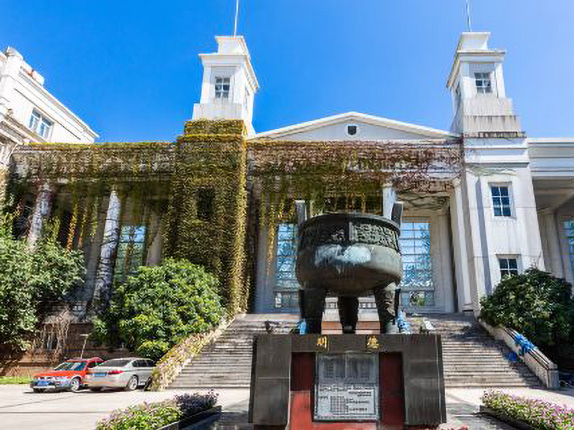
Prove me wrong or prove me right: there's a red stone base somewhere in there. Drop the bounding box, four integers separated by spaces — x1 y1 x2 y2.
285 352 405 430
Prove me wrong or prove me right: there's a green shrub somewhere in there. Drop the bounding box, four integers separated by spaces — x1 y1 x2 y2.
93 259 224 361
0 376 32 385
480 268 574 350
96 392 218 430
0 227 85 351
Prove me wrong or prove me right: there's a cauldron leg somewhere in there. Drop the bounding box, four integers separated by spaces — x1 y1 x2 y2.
300 288 327 334
338 296 359 334
374 283 399 334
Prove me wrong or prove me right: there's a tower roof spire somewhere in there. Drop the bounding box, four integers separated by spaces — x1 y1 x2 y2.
234 0 240 36
466 0 473 32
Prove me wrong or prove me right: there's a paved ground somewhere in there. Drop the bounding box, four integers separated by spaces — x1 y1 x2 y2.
1 384 573 430
0 385 247 430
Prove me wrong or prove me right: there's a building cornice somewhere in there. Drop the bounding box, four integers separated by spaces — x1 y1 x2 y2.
17 71 98 140
254 112 458 140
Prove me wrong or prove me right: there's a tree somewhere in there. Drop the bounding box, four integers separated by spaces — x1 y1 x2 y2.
93 259 224 361
0 226 85 351
480 268 574 352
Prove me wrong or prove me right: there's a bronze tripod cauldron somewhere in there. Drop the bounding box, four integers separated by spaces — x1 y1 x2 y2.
295 212 403 334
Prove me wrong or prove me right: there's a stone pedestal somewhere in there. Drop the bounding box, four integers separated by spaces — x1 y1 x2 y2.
249 334 446 429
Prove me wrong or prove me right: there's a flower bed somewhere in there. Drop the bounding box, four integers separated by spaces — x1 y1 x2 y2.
96 391 218 430
482 391 574 430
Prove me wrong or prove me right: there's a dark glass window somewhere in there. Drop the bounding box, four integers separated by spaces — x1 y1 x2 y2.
491 185 512 217
57 210 73 248
475 72 493 94
13 200 34 239
113 226 147 283
215 77 231 100
274 224 300 309
400 222 434 307
197 188 215 221
499 257 519 279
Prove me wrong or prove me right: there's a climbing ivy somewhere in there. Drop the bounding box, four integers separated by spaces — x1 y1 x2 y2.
3 120 463 316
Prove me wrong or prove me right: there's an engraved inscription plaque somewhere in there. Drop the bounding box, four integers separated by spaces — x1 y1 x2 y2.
314 353 379 421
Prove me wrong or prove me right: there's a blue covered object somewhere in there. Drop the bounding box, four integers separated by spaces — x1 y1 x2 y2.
514 333 536 356
397 310 411 334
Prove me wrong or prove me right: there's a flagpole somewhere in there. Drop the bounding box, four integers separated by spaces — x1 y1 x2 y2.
466 0 473 32
234 0 240 36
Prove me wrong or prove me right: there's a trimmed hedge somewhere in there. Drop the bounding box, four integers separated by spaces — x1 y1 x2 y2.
482 391 574 430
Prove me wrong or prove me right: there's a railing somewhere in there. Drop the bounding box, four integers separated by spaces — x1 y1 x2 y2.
150 318 231 391
480 321 559 389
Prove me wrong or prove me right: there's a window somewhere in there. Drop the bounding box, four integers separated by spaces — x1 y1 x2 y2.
215 77 231 100
564 220 574 274
28 109 53 139
113 225 147 283
400 222 434 307
197 188 215 221
499 257 519 279
57 210 74 248
100 359 130 367
491 185 512 217
12 199 34 239
274 224 300 309
475 72 493 94
55 361 86 371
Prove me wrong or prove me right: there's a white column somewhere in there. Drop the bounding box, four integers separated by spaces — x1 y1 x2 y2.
450 179 473 312
382 184 396 219
146 212 163 266
27 183 54 248
438 211 455 313
539 210 564 278
93 190 122 306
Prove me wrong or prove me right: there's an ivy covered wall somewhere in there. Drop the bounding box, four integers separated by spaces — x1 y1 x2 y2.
164 119 249 314
2 119 463 317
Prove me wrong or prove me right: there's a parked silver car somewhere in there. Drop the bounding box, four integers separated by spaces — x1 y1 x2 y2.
84 358 154 391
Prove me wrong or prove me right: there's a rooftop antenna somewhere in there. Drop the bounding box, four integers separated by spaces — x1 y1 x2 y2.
234 0 240 36
465 0 473 32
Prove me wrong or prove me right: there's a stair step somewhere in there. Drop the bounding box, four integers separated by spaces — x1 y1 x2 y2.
169 317 295 389
170 315 541 389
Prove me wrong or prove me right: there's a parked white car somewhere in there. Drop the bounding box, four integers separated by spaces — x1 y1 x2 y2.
84 358 154 391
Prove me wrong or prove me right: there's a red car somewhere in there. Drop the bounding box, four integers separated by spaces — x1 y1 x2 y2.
30 357 104 392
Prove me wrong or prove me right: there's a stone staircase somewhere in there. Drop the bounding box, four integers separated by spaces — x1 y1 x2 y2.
409 314 541 388
170 314 298 389
170 313 541 389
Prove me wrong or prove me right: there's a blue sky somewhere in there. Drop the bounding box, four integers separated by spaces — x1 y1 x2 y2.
1 1 573 141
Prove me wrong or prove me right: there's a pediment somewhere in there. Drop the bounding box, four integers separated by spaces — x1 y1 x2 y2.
254 112 457 141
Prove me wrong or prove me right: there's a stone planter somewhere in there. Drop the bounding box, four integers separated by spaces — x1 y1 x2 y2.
156 406 222 430
479 406 534 430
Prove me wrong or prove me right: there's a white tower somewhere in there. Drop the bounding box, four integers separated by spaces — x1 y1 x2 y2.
192 36 259 136
447 32 523 136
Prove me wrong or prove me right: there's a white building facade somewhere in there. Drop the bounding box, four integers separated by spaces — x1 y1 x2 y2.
0 47 97 147
232 32 574 316
6 33 574 320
